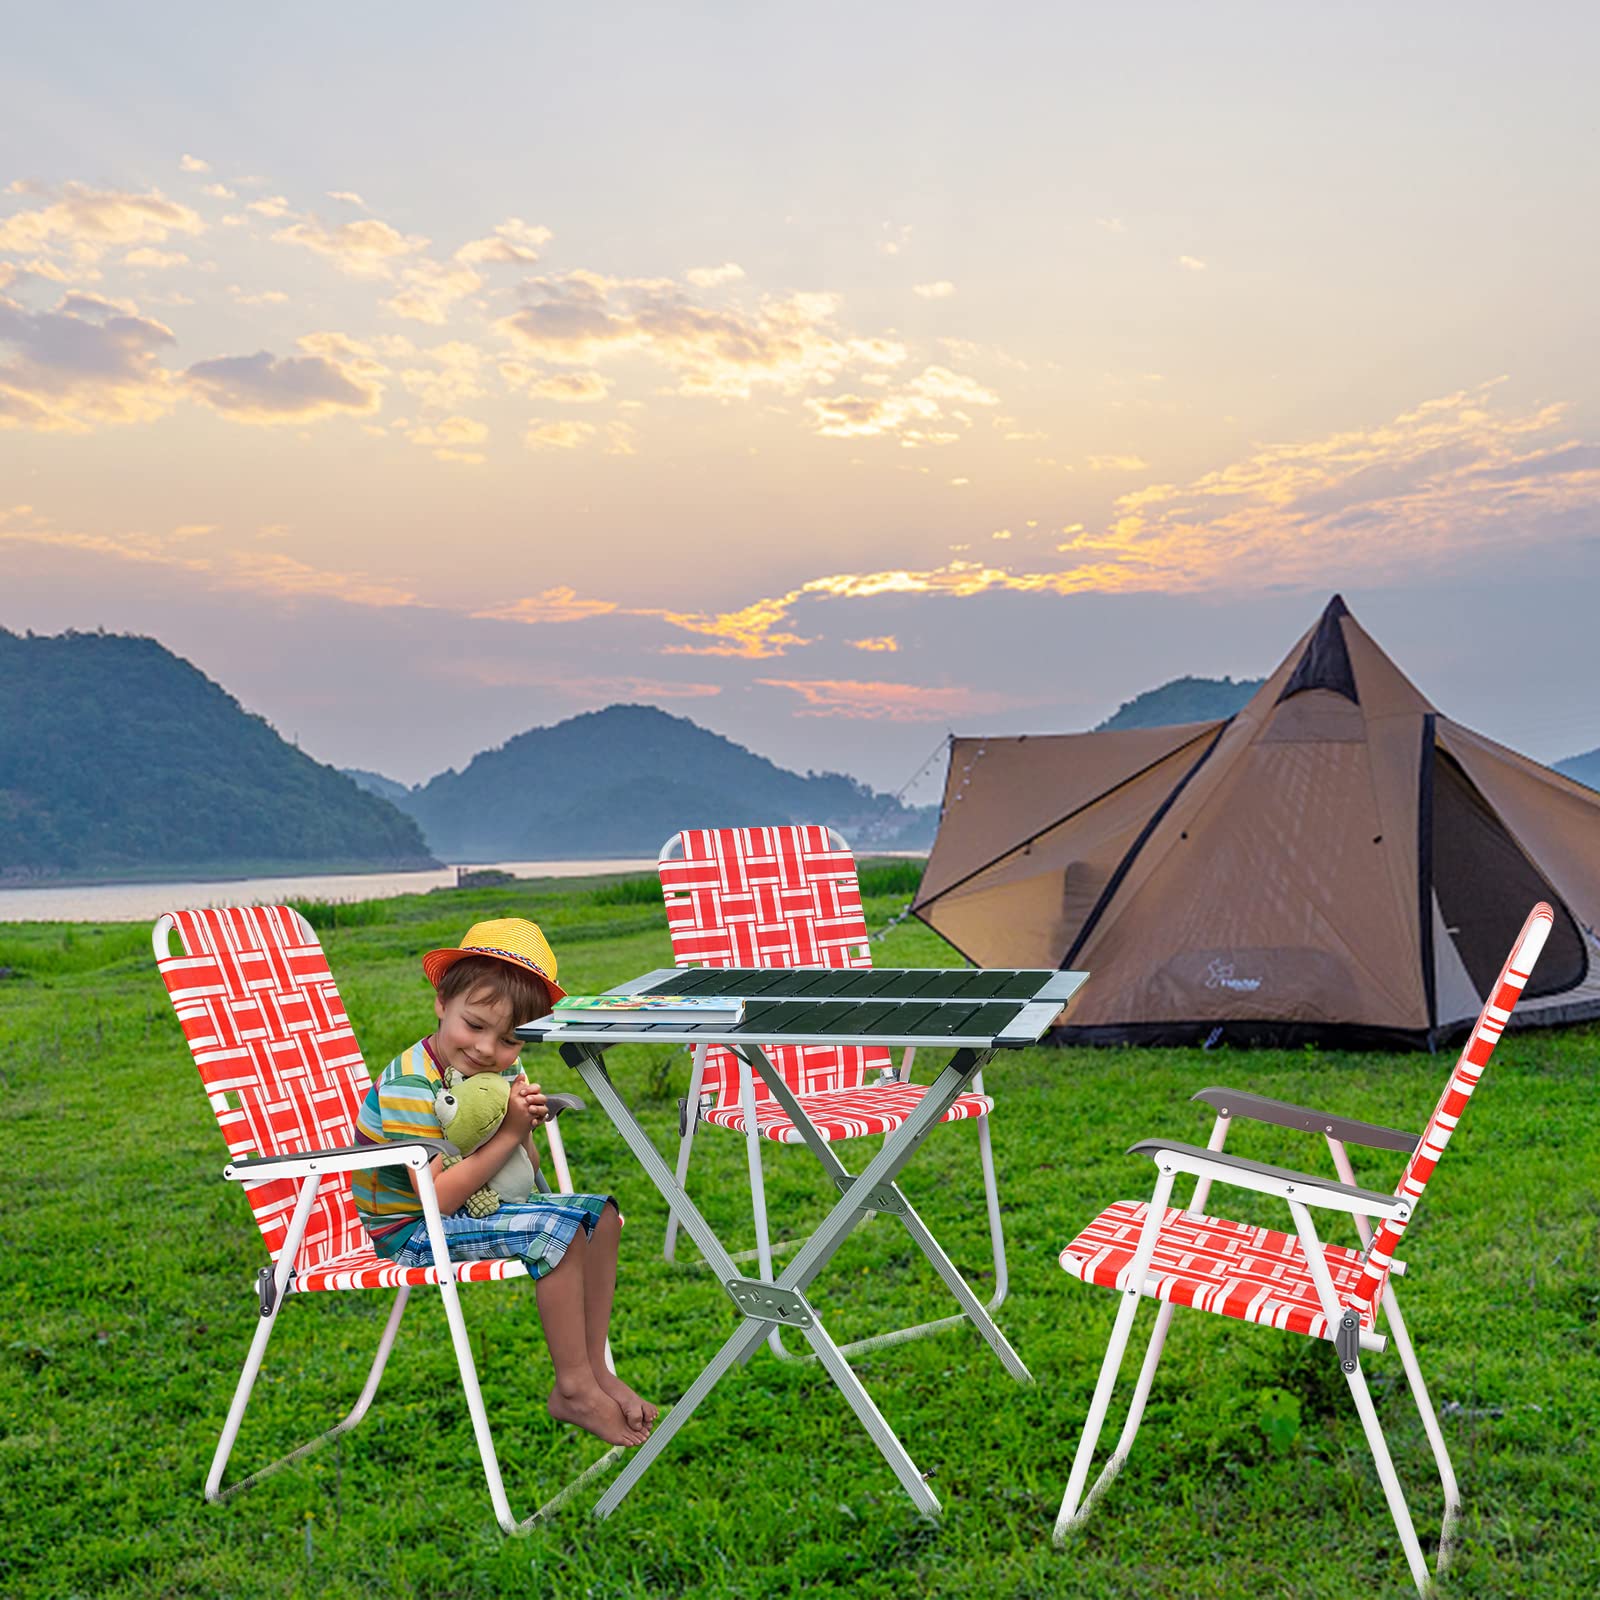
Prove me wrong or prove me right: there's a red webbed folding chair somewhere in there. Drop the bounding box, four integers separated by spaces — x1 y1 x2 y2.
657 825 1008 1358
153 904 609 1530
1053 903 1554 1595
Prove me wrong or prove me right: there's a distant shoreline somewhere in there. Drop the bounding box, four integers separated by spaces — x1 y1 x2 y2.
0 854 670 893
0 851 929 926
0 857 673 926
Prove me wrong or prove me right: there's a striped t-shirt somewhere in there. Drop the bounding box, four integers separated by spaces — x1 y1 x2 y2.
352 1038 523 1258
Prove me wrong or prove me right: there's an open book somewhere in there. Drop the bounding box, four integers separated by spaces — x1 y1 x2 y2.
553 994 747 1026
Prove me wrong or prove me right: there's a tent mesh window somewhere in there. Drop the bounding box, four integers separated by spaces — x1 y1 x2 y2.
1432 749 1586 999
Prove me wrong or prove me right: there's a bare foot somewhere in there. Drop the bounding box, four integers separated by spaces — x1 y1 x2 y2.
548 1383 648 1448
597 1370 658 1432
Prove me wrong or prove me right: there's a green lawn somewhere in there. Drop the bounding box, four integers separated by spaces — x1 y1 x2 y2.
2 871 1596 1599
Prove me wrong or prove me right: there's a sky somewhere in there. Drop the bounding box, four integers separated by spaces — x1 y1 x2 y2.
3 1 1598 800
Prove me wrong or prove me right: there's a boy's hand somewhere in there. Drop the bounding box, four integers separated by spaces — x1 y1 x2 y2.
508 1074 548 1131
501 1076 537 1140
524 1080 549 1127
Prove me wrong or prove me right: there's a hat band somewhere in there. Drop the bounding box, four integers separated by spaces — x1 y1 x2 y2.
460 944 552 981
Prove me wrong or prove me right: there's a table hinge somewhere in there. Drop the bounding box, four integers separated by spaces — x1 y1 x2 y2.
724 1278 816 1328
833 1174 907 1214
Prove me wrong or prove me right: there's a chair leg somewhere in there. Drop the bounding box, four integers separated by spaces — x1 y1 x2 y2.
208 1283 410 1502
1108 1299 1175 1466
741 1120 793 1362
1055 1290 1144 1540
719 1046 797 1362
1383 1284 1460 1574
408 1188 630 1532
975 1103 1008 1311
208 1177 361 1502
663 1044 707 1263
1343 1359 1433 1596
204 1278 289 1501
1055 1173 1176 1542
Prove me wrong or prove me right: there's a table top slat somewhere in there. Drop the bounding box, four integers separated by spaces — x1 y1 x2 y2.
522 966 1089 1049
741 998 831 1033
638 966 1060 1003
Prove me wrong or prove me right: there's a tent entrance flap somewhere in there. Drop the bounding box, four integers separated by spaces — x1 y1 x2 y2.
1433 749 1586 1001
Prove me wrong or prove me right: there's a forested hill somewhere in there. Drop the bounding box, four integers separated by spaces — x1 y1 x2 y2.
1094 675 1264 730
388 704 936 859
0 629 436 883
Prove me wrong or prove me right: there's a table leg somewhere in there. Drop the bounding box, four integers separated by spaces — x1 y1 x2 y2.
559 1043 744 1287
592 1314 770 1519
556 1040 960 1518
882 1192 1030 1382
801 1315 941 1516
741 1046 1031 1383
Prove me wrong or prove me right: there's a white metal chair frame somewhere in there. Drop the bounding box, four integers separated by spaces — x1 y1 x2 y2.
656 828 1009 1362
154 910 616 1532
1055 904 1554 1597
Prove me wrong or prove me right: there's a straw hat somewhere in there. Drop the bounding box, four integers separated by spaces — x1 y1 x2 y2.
421 917 566 1002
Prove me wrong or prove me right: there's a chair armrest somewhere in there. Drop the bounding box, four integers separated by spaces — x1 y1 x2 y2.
1192 1087 1419 1154
223 1138 455 1183
1129 1139 1411 1221
545 1093 586 1119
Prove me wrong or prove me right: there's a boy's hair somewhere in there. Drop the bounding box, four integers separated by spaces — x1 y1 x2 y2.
436 954 552 1027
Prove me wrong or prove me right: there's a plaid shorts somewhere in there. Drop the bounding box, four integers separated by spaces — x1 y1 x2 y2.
390 1195 614 1280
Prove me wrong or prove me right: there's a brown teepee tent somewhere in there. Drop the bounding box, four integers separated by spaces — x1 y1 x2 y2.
914 595 1600 1049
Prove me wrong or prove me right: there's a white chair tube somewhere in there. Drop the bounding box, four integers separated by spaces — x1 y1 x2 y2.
1104 1111 1236 1472
1055 1167 1177 1540
1290 1199 1429 1597
1325 1135 1377 1251
1343 1359 1432 1596
1382 1282 1460 1571
972 1071 1008 1307
414 1165 517 1534
205 1172 324 1500
733 1055 788 1359
542 1116 575 1195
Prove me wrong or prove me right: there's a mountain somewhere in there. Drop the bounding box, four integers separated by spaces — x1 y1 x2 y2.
397 703 937 859
343 767 414 806
1555 747 1600 791
0 629 437 883
1094 674 1264 731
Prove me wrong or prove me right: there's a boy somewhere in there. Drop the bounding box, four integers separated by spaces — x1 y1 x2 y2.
353 917 656 1446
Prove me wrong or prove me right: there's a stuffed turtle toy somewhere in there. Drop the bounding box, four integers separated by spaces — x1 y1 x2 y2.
434 1073 538 1218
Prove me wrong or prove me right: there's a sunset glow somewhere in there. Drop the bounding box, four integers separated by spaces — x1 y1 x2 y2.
4 5 1597 790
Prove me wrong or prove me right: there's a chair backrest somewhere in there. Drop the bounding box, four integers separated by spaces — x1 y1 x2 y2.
658 825 892 1105
154 905 374 1271
1351 901 1553 1305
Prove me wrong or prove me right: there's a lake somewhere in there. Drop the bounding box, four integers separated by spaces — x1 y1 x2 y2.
0 858 661 924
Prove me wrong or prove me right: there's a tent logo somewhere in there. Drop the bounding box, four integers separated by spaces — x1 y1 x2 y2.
1205 958 1262 993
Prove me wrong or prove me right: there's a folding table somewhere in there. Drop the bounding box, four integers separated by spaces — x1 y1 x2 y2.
516 963 1087 1518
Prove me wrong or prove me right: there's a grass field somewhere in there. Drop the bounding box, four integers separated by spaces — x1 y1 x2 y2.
2 868 1597 1599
